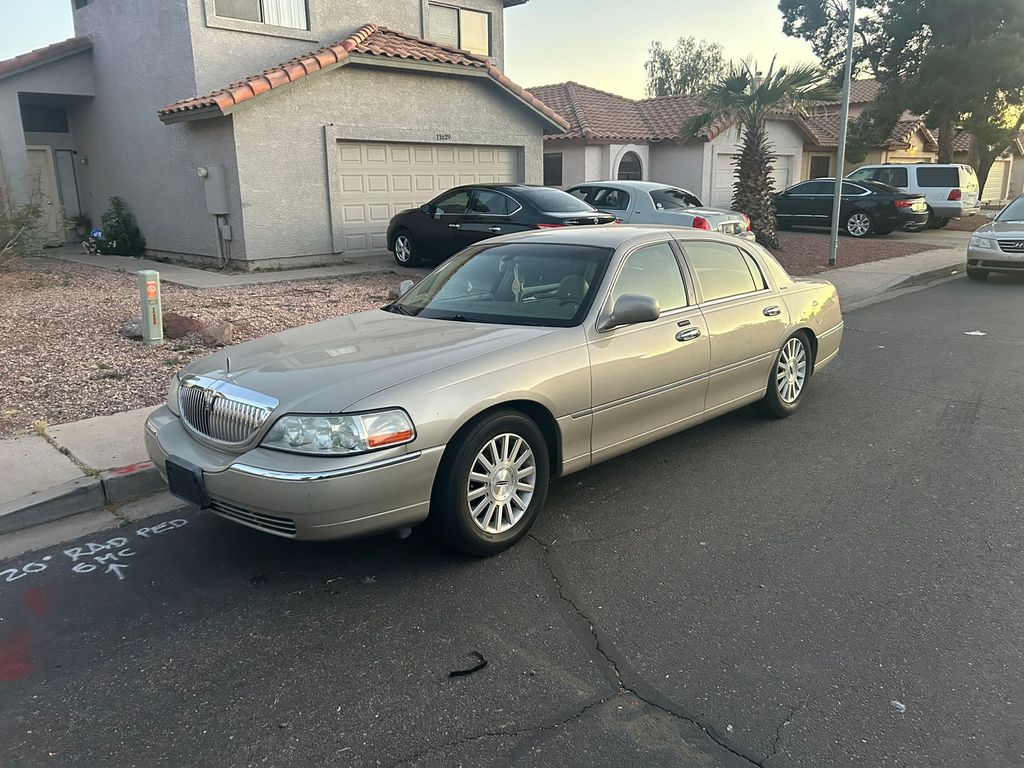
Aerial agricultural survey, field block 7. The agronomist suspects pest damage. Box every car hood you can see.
[976,220,1024,237]
[179,310,555,414]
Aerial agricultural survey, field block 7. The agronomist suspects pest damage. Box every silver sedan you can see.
[567,181,755,240]
[147,227,842,556]
[967,196,1024,280]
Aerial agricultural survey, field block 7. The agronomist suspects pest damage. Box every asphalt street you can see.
[2,273,1022,768]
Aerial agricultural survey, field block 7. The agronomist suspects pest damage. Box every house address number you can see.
[436,133,453,141]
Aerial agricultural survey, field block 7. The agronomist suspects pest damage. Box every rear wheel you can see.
[967,266,989,281]
[933,217,950,229]
[758,333,811,418]
[392,230,420,267]
[432,411,550,557]
[845,211,873,238]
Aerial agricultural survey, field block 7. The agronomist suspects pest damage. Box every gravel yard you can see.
[0,234,941,436]
[773,229,932,274]
[0,258,397,437]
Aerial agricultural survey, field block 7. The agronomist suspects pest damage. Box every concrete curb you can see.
[0,461,165,536]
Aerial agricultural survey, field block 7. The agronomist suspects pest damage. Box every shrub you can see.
[0,184,43,269]
[88,196,146,257]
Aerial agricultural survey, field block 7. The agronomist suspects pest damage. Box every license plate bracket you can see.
[166,456,210,509]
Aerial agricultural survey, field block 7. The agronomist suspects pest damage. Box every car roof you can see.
[567,180,694,194]
[480,224,743,250]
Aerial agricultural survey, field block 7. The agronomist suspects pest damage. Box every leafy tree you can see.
[682,60,835,249]
[779,0,1024,181]
[644,37,725,97]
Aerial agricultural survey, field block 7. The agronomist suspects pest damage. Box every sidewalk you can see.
[1,244,965,544]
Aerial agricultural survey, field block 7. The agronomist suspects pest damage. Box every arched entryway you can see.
[617,151,643,181]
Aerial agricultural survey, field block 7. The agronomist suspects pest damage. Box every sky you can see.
[1,0,816,99]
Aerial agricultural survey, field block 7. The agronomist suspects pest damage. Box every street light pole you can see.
[828,0,858,268]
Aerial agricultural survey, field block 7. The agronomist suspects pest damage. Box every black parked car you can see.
[387,185,617,266]
[774,178,929,238]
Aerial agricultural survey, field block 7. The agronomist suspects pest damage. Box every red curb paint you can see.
[0,631,32,682]
[107,461,153,476]
[23,586,49,617]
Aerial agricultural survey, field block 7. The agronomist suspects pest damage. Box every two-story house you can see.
[0,0,566,268]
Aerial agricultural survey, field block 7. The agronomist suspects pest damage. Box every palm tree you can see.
[683,59,835,249]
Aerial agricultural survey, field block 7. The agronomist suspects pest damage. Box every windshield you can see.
[389,243,612,327]
[651,187,702,210]
[518,187,598,213]
[997,197,1024,222]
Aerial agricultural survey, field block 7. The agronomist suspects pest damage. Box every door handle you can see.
[763,305,782,317]
[675,328,702,342]
[448,223,461,229]
[488,226,503,233]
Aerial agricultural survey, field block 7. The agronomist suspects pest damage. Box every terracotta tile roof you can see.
[159,24,568,131]
[0,36,92,80]
[848,78,881,103]
[638,93,708,139]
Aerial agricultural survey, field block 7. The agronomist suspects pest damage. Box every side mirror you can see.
[597,294,661,331]
[398,279,415,295]
[420,203,435,216]
[985,211,997,220]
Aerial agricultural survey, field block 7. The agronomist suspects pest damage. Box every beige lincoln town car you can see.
[146,226,843,556]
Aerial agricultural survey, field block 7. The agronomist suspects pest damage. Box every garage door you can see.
[335,141,518,256]
[982,159,1009,203]
[710,154,793,208]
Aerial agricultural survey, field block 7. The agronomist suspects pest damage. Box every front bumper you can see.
[967,246,1024,273]
[145,406,443,541]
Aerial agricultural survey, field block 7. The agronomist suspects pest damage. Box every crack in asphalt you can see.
[765,699,807,764]
[527,534,765,768]
[385,692,616,768]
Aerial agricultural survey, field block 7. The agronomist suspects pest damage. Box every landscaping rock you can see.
[200,320,233,347]
[163,311,203,339]
[120,317,143,339]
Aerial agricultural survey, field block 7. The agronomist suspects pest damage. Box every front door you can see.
[677,239,789,415]
[776,180,832,227]
[419,188,474,259]
[25,146,63,244]
[587,241,710,461]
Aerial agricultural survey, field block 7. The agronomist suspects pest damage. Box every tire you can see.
[967,266,989,281]
[432,411,550,557]
[392,230,420,267]
[933,217,950,229]
[758,333,812,419]
[844,210,873,238]
[875,227,894,235]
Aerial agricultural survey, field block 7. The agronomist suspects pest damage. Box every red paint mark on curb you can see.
[0,631,32,682]
[23,586,49,617]
[108,461,153,476]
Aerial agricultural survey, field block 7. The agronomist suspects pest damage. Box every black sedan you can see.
[387,184,617,266]
[774,178,929,238]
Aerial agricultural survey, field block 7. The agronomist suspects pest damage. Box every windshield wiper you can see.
[384,303,416,316]
[436,314,470,322]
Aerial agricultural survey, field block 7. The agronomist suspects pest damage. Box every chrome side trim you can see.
[230,451,422,482]
[819,321,844,339]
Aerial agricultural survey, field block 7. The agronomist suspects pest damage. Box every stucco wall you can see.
[0,50,95,202]
[230,62,545,265]
[187,0,509,93]
[67,0,248,261]
[544,141,585,187]
[649,140,704,192]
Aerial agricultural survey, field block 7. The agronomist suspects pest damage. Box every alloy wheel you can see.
[466,433,536,534]
[776,337,807,404]
[847,212,871,237]
[394,234,412,263]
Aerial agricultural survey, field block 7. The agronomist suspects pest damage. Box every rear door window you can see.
[683,241,762,302]
[916,167,960,187]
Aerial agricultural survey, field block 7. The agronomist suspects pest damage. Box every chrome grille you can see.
[210,499,297,537]
[178,375,278,447]
[997,240,1024,254]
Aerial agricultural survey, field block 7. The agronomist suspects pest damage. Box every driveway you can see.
[2,274,1022,767]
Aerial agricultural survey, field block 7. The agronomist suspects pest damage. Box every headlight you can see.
[261,410,415,456]
[970,234,993,249]
[167,375,181,416]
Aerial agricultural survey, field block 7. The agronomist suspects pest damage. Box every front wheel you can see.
[967,266,989,281]
[758,333,811,418]
[845,211,873,238]
[392,230,420,267]
[433,411,550,557]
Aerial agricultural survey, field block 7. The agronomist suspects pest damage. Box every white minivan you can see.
[846,164,980,229]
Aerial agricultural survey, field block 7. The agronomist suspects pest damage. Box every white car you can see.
[846,164,980,229]
[567,181,754,240]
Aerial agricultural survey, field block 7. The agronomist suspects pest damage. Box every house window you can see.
[429,4,491,56]
[617,151,643,181]
[543,154,563,187]
[809,155,831,179]
[216,0,308,30]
